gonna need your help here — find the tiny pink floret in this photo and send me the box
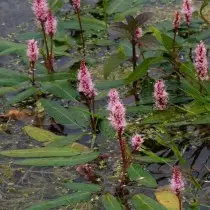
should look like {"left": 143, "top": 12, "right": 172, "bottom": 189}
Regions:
{"left": 173, "top": 11, "right": 181, "bottom": 31}
{"left": 108, "top": 89, "right": 120, "bottom": 111}
{"left": 109, "top": 101, "right": 126, "bottom": 133}
{"left": 170, "top": 166, "right": 185, "bottom": 195}
{"left": 153, "top": 80, "right": 168, "bottom": 110}
{"left": 27, "top": 39, "right": 39, "bottom": 63}
{"left": 72, "top": 0, "right": 80, "bottom": 12}
{"left": 194, "top": 41, "right": 209, "bottom": 81}
{"left": 131, "top": 134, "right": 144, "bottom": 151}
{"left": 32, "top": 0, "right": 49, "bottom": 22}
{"left": 182, "top": 0, "right": 193, "bottom": 26}
{"left": 135, "top": 27, "right": 143, "bottom": 39}
{"left": 45, "top": 10, "right": 57, "bottom": 37}
{"left": 78, "top": 59, "right": 97, "bottom": 98}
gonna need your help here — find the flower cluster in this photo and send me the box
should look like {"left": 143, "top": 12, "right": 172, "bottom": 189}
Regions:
{"left": 131, "top": 134, "right": 144, "bottom": 151}
{"left": 135, "top": 27, "right": 143, "bottom": 39}
{"left": 108, "top": 89, "right": 120, "bottom": 111}
{"left": 173, "top": 11, "right": 181, "bottom": 31}
{"left": 153, "top": 80, "right": 168, "bottom": 110}
{"left": 78, "top": 59, "right": 97, "bottom": 98}
{"left": 72, "top": 0, "right": 80, "bottom": 12}
{"left": 182, "top": 0, "right": 193, "bottom": 26}
{"left": 32, "top": 0, "right": 48, "bottom": 22}
{"left": 194, "top": 41, "right": 209, "bottom": 81}
{"left": 170, "top": 166, "right": 185, "bottom": 195}
{"left": 27, "top": 39, "right": 39, "bottom": 63}
{"left": 45, "top": 10, "right": 57, "bottom": 37}
{"left": 108, "top": 89, "right": 126, "bottom": 133}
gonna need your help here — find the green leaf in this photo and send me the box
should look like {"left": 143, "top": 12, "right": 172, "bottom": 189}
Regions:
{"left": 104, "top": 51, "right": 127, "bottom": 79}
{"left": 47, "top": 134, "right": 82, "bottom": 147}
{"left": 63, "top": 182, "right": 102, "bottom": 193}
{"left": 40, "top": 99, "right": 87, "bottom": 129}
{"left": 0, "top": 68, "right": 28, "bottom": 81}
{"left": 0, "top": 148, "right": 81, "bottom": 157}
{"left": 24, "top": 126, "right": 62, "bottom": 142}
{"left": 102, "top": 193, "right": 123, "bottom": 210}
{"left": 127, "top": 105, "right": 153, "bottom": 115}
{"left": 37, "top": 72, "right": 77, "bottom": 82}
{"left": 114, "top": 7, "right": 140, "bottom": 21}
{"left": 0, "top": 87, "right": 18, "bottom": 96}
{"left": 15, "top": 152, "right": 100, "bottom": 166}
{"left": 125, "top": 57, "right": 164, "bottom": 83}
{"left": 127, "top": 164, "right": 157, "bottom": 188}
{"left": 192, "top": 113, "right": 210, "bottom": 124}
{"left": 41, "top": 81, "right": 78, "bottom": 101}
{"left": 107, "top": 0, "right": 133, "bottom": 15}
{"left": 26, "top": 192, "right": 91, "bottom": 210}
{"left": 131, "top": 194, "right": 167, "bottom": 210}
{"left": 99, "top": 119, "right": 115, "bottom": 140}
{"left": 96, "top": 79, "right": 124, "bottom": 90}
{"left": 7, "top": 87, "right": 37, "bottom": 105}
{"left": 134, "top": 151, "right": 173, "bottom": 163}
{"left": 59, "top": 17, "right": 106, "bottom": 31}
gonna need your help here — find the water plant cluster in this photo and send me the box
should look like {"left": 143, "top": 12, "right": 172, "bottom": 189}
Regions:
{"left": 0, "top": 0, "right": 210, "bottom": 209}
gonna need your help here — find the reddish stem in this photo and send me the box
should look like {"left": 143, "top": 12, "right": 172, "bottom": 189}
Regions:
{"left": 86, "top": 97, "right": 96, "bottom": 134}
{"left": 118, "top": 129, "right": 127, "bottom": 187}
{"left": 77, "top": 11, "right": 86, "bottom": 57}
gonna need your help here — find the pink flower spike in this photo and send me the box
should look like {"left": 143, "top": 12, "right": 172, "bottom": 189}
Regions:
{"left": 182, "top": 0, "right": 193, "bottom": 26}
{"left": 108, "top": 89, "right": 120, "bottom": 111}
{"left": 194, "top": 41, "right": 209, "bottom": 81}
{"left": 131, "top": 134, "right": 144, "bottom": 151}
{"left": 135, "top": 27, "right": 143, "bottom": 39}
{"left": 153, "top": 80, "right": 168, "bottom": 110}
{"left": 32, "top": 0, "right": 49, "bottom": 22}
{"left": 27, "top": 39, "right": 39, "bottom": 63}
{"left": 72, "top": 0, "right": 80, "bottom": 12}
{"left": 109, "top": 101, "right": 126, "bottom": 133}
{"left": 173, "top": 11, "right": 181, "bottom": 31}
{"left": 45, "top": 10, "right": 57, "bottom": 37}
{"left": 77, "top": 59, "right": 97, "bottom": 98}
{"left": 170, "top": 166, "right": 185, "bottom": 195}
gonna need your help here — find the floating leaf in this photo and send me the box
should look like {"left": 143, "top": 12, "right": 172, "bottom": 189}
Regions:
{"left": 155, "top": 186, "right": 180, "bottom": 210}
{"left": 24, "top": 126, "right": 62, "bottom": 142}
{"left": 107, "top": 0, "right": 133, "bottom": 15}
{"left": 127, "top": 164, "right": 157, "bottom": 188}
{"left": 131, "top": 194, "right": 167, "bottom": 210}
{"left": 0, "top": 148, "right": 81, "bottom": 157}
{"left": 15, "top": 152, "right": 100, "bottom": 166}
{"left": 7, "top": 87, "right": 37, "bottom": 105}
{"left": 102, "top": 193, "right": 123, "bottom": 210}
{"left": 40, "top": 99, "right": 87, "bottom": 129}
{"left": 41, "top": 81, "right": 78, "bottom": 101}
{"left": 63, "top": 182, "right": 102, "bottom": 193}
{"left": 26, "top": 192, "right": 91, "bottom": 210}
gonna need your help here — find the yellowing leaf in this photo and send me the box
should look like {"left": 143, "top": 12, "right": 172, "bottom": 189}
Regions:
{"left": 155, "top": 186, "right": 180, "bottom": 210}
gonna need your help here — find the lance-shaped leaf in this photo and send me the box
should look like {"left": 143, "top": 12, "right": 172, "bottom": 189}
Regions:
{"left": 131, "top": 194, "right": 167, "bottom": 210}
{"left": 102, "top": 194, "right": 123, "bottom": 210}
{"left": 26, "top": 192, "right": 91, "bottom": 210}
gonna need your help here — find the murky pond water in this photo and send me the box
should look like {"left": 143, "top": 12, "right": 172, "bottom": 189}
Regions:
{"left": 0, "top": 0, "right": 210, "bottom": 209}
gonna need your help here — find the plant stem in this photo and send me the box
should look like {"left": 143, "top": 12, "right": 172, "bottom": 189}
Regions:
{"left": 118, "top": 129, "right": 127, "bottom": 187}
{"left": 177, "top": 193, "right": 182, "bottom": 210}
{"left": 30, "top": 62, "right": 35, "bottom": 86}
{"left": 87, "top": 97, "right": 96, "bottom": 134}
{"left": 50, "top": 36, "right": 55, "bottom": 72}
{"left": 132, "top": 39, "right": 140, "bottom": 104}
{"left": 77, "top": 11, "right": 86, "bottom": 57}
{"left": 41, "top": 22, "right": 53, "bottom": 73}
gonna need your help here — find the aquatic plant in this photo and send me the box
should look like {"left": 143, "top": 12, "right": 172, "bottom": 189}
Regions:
{"left": 0, "top": 0, "right": 210, "bottom": 209}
